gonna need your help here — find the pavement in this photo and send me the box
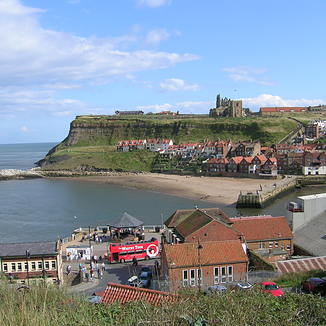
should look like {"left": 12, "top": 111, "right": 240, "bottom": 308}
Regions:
{"left": 63, "top": 230, "right": 161, "bottom": 296}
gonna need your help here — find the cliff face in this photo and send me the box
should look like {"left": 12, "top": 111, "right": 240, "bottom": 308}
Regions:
{"left": 61, "top": 116, "right": 286, "bottom": 147}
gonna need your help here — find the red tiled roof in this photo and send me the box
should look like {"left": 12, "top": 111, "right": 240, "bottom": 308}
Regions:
{"left": 242, "top": 157, "right": 254, "bottom": 164}
{"left": 163, "top": 240, "right": 248, "bottom": 268}
{"left": 268, "top": 157, "right": 277, "bottom": 163}
{"left": 230, "top": 156, "right": 244, "bottom": 164}
{"left": 260, "top": 107, "right": 307, "bottom": 113}
{"left": 101, "top": 283, "right": 176, "bottom": 305}
{"left": 231, "top": 216, "right": 293, "bottom": 242}
{"left": 254, "top": 155, "right": 267, "bottom": 163}
{"left": 273, "top": 256, "right": 326, "bottom": 273}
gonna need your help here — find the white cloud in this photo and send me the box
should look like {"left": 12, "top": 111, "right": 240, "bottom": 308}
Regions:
{"left": 137, "top": 0, "right": 171, "bottom": 8}
{"left": 20, "top": 125, "right": 28, "bottom": 132}
{"left": 241, "top": 94, "right": 325, "bottom": 109}
{"left": 145, "top": 28, "right": 170, "bottom": 45}
{"left": 223, "top": 66, "right": 274, "bottom": 86}
{"left": 0, "top": 87, "right": 106, "bottom": 117}
{"left": 0, "top": 0, "right": 198, "bottom": 89}
{"left": 159, "top": 78, "right": 200, "bottom": 91}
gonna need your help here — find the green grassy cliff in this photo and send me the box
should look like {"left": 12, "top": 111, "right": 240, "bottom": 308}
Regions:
{"left": 39, "top": 115, "right": 298, "bottom": 171}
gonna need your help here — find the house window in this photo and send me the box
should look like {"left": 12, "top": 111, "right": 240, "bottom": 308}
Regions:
{"left": 197, "top": 269, "right": 202, "bottom": 285}
{"left": 11, "top": 263, "right": 16, "bottom": 272}
{"left": 182, "top": 270, "right": 188, "bottom": 287}
{"left": 214, "top": 267, "right": 219, "bottom": 284}
{"left": 45, "top": 261, "right": 50, "bottom": 270}
{"left": 3, "top": 263, "right": 8, "bottom": 272}
{"left": 190, "top": 269, "right": 196, "bottom": 286}
{"left": 274, "top": 242, "right": 278, "bottom": 248}
{"left": 286, "top": 244, "right": 291, "bottom": 251}
{"left": 269, "top": 242, "right": 273, "bottom": 248}
{"left": 31, "top": 262, "right": 36, "bottom": 271}
{"left": 24, "top": 262, "right": 28, "bottom": 271}
{"left": 17, "top": 263, "right": 22, "bottom": 272}
{"left": 221, "top": 267, "right": 226, "bottom": 283}
{"left": 228, "top": 266, "right": 233, "bottom": 282}
{"left": 259, "top": 242, "right": 265, "bottom": 249}
{"left": 51, "top": 261, "right": 56, "bottom": 269}
{"left": 38, "top": 262, "right": 43, "bottom": 270}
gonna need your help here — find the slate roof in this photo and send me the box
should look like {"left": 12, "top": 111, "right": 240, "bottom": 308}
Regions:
{"left": 0, "top": 241, "right": 58, "bottom": 257}
{"left": 273, "top": 256, "right": 326, "bottom": 273}
{"left": 101, "top": 282, "right": 176, "bottom": 305}
{"left": 231, "top": 216, "right": 293, "bottom": 242}
{"left": 165, "top": 208, "right": 231, "bottom": 228}
{"left": 108, "top": 212, "right": 144, "bottom": 228}
{"left": 175, "top": 210, "right": 213, "bottom": 238}
{"left": 163, "top": 240, "right": 248, "bottom": 268}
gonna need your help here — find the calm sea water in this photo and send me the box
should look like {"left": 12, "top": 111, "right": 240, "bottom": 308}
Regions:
{"left": 0, "top": 143, "right": 325, "bottom": 242}
{"left": 0, "top": 142, "right": 55, "bottom": 170}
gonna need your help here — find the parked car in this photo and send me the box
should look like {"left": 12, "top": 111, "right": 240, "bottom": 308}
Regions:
{"left": 127, "top": 275, "right": 140, "bottom": 287}
{"left": 232, "top": 281, "right": 253, "bottom": 290}
{"left": 301, "top": 278, "right": 326, "bottom": 295}
{"left": 259, "top": 282, "right": 284, "bottom": 297}
{"left": 138, "top": 271, "right": 152, "bottom": 288}
{"left": 205, "top": 285, "right": 228, "bottom": 295}
{"left": 140, "top": 266, "right": 152, "bottom": 278}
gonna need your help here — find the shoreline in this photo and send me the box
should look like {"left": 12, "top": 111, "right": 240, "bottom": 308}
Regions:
{"left": 45, "top": 173, "right": 281, "bottom": 206}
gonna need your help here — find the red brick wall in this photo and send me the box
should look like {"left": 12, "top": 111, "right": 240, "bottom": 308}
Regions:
{"left": 167, "top": 261, "right": 248, "bottom": 291}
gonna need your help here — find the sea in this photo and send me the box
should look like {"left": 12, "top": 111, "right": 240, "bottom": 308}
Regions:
{"left": 0, "top": 143, "right": 326, "bottom": 243}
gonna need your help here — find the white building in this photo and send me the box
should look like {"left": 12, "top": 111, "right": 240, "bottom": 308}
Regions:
{"left": 287, "top": 193, "right": 326, "bottom": 231}
{"left": 302, "top": 165, "right": 326, "bottom": 175}
{"left": 66, "top": 245, "right": 93, "bottom": 261}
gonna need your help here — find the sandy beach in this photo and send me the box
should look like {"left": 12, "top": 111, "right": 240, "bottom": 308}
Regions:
{"left": 49, "top": 173, "right": 280, "bottom": 205}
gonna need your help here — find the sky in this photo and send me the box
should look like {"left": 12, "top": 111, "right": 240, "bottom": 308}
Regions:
{"left": 1, "top": 0, "right": 326, "bottom": 143}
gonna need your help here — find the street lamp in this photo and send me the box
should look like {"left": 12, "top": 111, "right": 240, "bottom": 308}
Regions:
{"left": 25, "top": 250, "right": 30, "bottom": 286}
{"left": 197, "top": 240, "right": 203, "bottom": 292}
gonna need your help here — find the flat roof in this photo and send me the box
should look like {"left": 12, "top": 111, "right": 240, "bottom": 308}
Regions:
{"left": 298, "top": 193, "right": 326, "bottom": 200}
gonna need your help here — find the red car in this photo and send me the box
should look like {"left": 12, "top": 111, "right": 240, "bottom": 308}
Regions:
{"left": 259, "top": 282, "right": 284, "bottom": 297}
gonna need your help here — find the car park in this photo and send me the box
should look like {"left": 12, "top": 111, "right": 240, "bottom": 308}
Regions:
{"left": 259, "top": 282, "right": 284, "bottom": 297}
{"left": 301, "top": 277, "right": 326, "bottom": 295}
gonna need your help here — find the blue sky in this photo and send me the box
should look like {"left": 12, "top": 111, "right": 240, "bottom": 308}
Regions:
{"left": 1, "top": 0, "right": 326, "bottom": 143}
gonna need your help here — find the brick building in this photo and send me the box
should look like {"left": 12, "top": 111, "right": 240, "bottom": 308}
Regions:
{"left": 0, "top": 241, "right": 63, "bottom": 285}
{"left": 260, "top": 107, "right": 307, "bottom": 116}
{"left": 161, "top": 240, "right": 248, "bottom": 291}
{"left": 231, "top": 215, "right": 293, "bottom": 262}
{"left": 163, "top": 208, "right": 241, "bottom": 244}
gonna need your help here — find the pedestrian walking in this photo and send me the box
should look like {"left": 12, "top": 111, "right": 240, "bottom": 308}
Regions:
{"left": 97, "top": 268, "right": 102, "bottom": 280}
{"left": 101, "top": 262, "right": 105, "bottom": 272}
{"left": 66, "top": 265, "right": 72, "bottom": 275}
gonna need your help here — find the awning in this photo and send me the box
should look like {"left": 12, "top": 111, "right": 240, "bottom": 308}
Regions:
{"left": 108, "top": 212, "right": 144, "bottom": 228}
